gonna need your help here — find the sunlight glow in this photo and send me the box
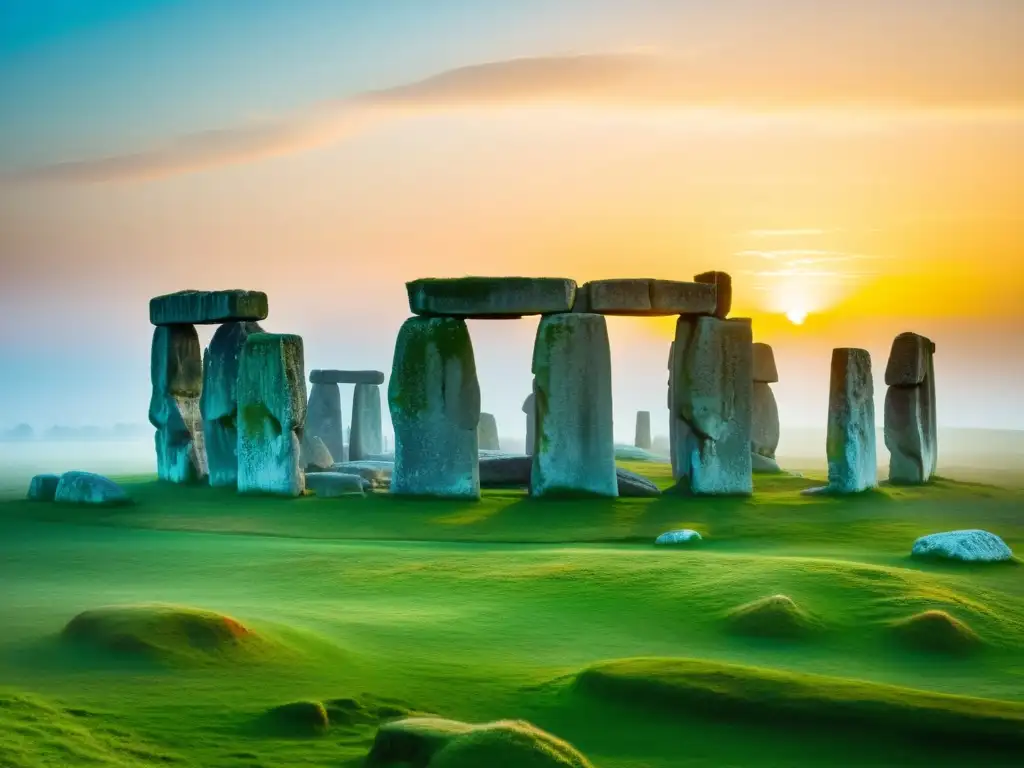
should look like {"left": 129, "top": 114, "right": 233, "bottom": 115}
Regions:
{"left": 786, "top": 308, "right": 808, "bottom": 325}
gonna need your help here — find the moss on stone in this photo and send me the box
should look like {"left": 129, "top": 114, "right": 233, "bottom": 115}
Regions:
{"left": 389, "top": 318, "right": 473, "bottom": 419}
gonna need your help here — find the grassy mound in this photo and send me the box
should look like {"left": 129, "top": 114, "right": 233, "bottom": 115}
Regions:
{"left": 365, "top": 717, "right": 592, "bottom": 768}
{"left": 259, "top": 700, "right": 330, "bottom": 737}
{"left": 889, "top": 610, "right": 983, "bottom": 655}
{"left": 61, "top": 604, "right": 276, "bottom": 665}
{"left": 575, "top": 658, "right": 1024, "bottom": 747}
{"left": 724, "top": 594, "right": 820, "bottom": 639}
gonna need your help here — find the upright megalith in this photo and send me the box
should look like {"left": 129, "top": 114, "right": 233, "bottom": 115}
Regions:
{"left": 201, "top": 321, "right": 263, "bottom": 487}
{"left": 306, "top": 380, "right": 345, "bottom": 462}
{"left": 522, "top": 389, "right": 536, "bottom": 456}
{"left": 531, "top": 313, "right": 617, "bottom": 497}
{"left": 751, "top": 342, "right": 782, "bottom": 473}
{"left": 149, "top": 325, "right": 207, "bottom": 483}
{"left": 807, "top": 348, "right": 877, "bottom": 494}
{"left": 635, "top": 411, "right": 652, "bottom": 450}
{"left": 478, "top": 412, "right": 500, "bottom": 451}
{"left": 388, "top": 317, "right": 481, "bottom": 498}
{"left": 349, "top": 383, "right": 384, "bottom": 461}
{"left": 236, "top": 333, "right": 307, "bottom": 497}
{"left": 670, "top": 316, "right": 753, "bottom": 495}
{"left": 885, "top": 332, "right": 937, "bottom": 485}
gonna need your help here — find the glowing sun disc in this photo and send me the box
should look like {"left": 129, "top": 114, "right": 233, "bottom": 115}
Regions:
{"left": 786, "top": 309, "right": 808, "bottom": 325}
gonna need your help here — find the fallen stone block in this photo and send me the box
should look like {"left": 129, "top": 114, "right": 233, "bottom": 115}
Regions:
{"left": 54, "top": 471, "right": 129, "bottom": 505}
{"left": 332, "top": 460, "right": 394, "bottom": 489}
{"left": 479, "top": 455, "right": 531, "bottom": 487}
{"left": 150, "top": 290, "right": 268, "bottom": 326}
{"left": 406, "top": 277, "right": 576, "bottom": 318}
{"left": 305, "top": 471, "right": 366, "bottom": 497}
{"left": 617, "top": 467, "right": 661, "bottom": 497}
{"left": 911, "top": 530, "right": 1013, "bottom": 563}
{"left": 655, "top": 529, "right": 702, "bottom": 546}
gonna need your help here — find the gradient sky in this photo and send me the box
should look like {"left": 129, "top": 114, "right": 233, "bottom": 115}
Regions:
{"left": 1, "top": 0, "right": 1022, "bottom": 443}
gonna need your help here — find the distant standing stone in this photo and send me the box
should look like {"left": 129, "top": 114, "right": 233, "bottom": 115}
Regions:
{"left": 884, "top": 332, "right": 937, "bottom": 485}
{"left": 349, "top": 383, "right": 384, "bottom": 461}
{"left": 634, "top": 410, "right": 652, "bottom": 450}
{"left": 149, "top": 290, "right": 268, "bottom": 326}
{"left": 751, "top": 382, "right": 781, "bottom": 459}
{"left": 388, "top": 316, "right": 481, "bottom": 498}
{"left": 694, "top": 271, "right": 732, "bottom": 319}
{"left": 478, "top": 412, "right": 500, "bottom": 451}
{"left": 306, "top": 381, "right": 345, "bottom": 461}
{"left": 911, "top": 530, "right": 1013, "bottom": 563}
{"left": 54, "top": 471, "right": 129, "bottom": 505}
{"left": 149, "top": 324, "right": 207, "bottom": 484}
{"left": 406, "top": 277, "right": 576, "bottom": 318}
{"left": 655, "top": 529, "right": 703, "bottom": 546}
{"left": 522, "top": 389, "right": 536, "bottom": 456}
{"left": 305, "top": 471, "right": 366, "bottom": 497}
{"left": 531, "top": 313, "right": 617, "bottom": 498}
{"left": 27, "top": 474, "right": 60, "bottom": 501}
{"left": 236, "top": 333, "right": 307, "bottom": 497}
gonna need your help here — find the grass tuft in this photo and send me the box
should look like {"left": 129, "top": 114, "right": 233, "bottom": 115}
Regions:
{"left": 889, "top": 610, "right": 983, "bottom": 655}
{"left": 258, "top": 700, "right": 330, "bottom": 737}
{"left": 724, "top": 594, "right": 820, "bottom": 639}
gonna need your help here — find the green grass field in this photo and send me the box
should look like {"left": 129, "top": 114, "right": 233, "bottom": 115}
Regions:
{"left": 1, "top": 459, "right": 1022, "bottom": 766}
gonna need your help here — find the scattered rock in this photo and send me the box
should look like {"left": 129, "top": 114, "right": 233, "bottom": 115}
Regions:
{"left": 406, "top": 277, "right": 577, "bottom": 318}
{"left": 634, "top": 410, "right": 652, "bottom": 450}
{"left": 306, "top": 381, "right": 345, "bottom": 463}
{"left": 300, "top": 435, "right": 335, "bottom": 472}
{"left": 654, "top": 529, "right": 702, "bottom": 546}
{"left": 694, "top": 271, "right": 732, "bottom": 319}
{"left": 305, "top": 472, "right": 366, "bottom": 497}
{"left": 149, "top": 324, "right": 207, "bottom": 484}
{"left": 149, "top": 290, "right": 268, "bottom": 326}
{"left": 531, "top": 313, "right": 617, "bottom": 498}
{"left": 350, "top": 383, "right": 384, "bottom": 461}
{"left": 54, "top": 472, "right": 129, "bottom": 505}
{"left": 616, "top": 468, "right": 661, "bottom": 497}
{"left": 911, "top": 530, "right": 1013, "bottom": 563}
{"left": 477, "top": 412, "right": 500, "bottom": 451}
{"left": 27, "top": 473, "right": 60, "bottom": 501}
{"left": 309, "top": 369, "right": 385, "bottom": 386}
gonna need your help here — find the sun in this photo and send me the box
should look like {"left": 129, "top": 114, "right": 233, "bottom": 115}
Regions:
{"left": 786, "top": 308, "right": 808, "bottom": 325}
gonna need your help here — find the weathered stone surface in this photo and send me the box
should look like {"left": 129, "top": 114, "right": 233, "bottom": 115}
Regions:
{"left": 751, "top": 452, "right": 783, "bottom": 474}
{"left": 523, "top": 389, "right": 536, "bottom": 456}
{"left": 332, "top": 460, "right": 393, "bottom": 489}
{"left": 925, "top": 351, "right": 938, "bottom": 474}
{"left": 617, "top": 467, "right": 661, "bottom": 497}
{"left": 305, "top": 471, "right": 366, "bottom": 497}
{"left": 634, "top": 411, "right": 652, "bottom": 450}
{"left": 349, "top": 383, "right": 384, "bottom": 461}
{"left": 670, "top": 316, "right": 753, "bottom": 495}
{"left": 305, "top": 382, "right": 345, "bottom": 463}
{"left": 476, "top": 412, "right": 500, "bottom": 451}
{"left": 694, "top": 271, "right": 732, "bottom": 319}
{"left": 655, "top": 529, "right": 702, "bottom": 546}
{"left": 149, "top": 324, "right": 207, "bottom": 484}
{"left": 751, "top": 382, "right": 781, "bottom": 459}
{"left": 389, "top": 317, "right": 480, "bottom": 498}
{"left": 752, "top": 342, "right": 779, "bottom": 383}
{"left": 406, "top": 277, "right": 576, "bottom": 318}
{"left": 885, "top": 385, "right": 930, "bottom": 485}
{"left": 309, "top": 369, "right": 385, "bottom": 386}
{"left": 480, "top": 454, "right": 531, "bottom": 487}
{"left": 236, "top": 333, "right": 307, "bottom": 497}
{"left": 614, "top": 444, "right": 668, "bottom": 463}
{"left": 27, "top": 474, "right": 60, "bottom": 501}
{"left": 575, "top": 279, "right": 716, "bottom": 316}
{"left": 911, "top": 530, "right": 1013, "bottom": 563}
{"left": 668, "top": 341, "right": 681, "bottom": 478}
{"left": 300, "top": 434, "right": 334, "bottom": 471}
{"left": 531, "top": 313, "right": 617, "bottom": 498}
{"left": 885, "top": 332, "right": 933, "bottom": 387}
{"left": 201, "top": 321, "right": 263, "bottom": 488}
{"left": 149, "top": 290, "right": 268, "bottom": 326}
{"left": 821, "top": 348, "right": 877, "bottom": 494}
{"left": 54, "top": 471, "right": 129, "bottom": 505}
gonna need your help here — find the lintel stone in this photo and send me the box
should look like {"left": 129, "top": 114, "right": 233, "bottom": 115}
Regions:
{"left": 575, "top": 279, "right": 716, "bottom": 316}
{"left": 150, "top": 290, "right": 268, "bottom": 326}
{"left": 310, "top": 369, "right": 385, "bottom": 385}
{"left": 406, "top": 277, "right": 576, "bottom": 318}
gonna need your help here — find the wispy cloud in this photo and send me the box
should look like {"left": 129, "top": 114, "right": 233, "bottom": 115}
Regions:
{"left": 4, "top": 50, "right": 1022, "bottom": 185}
{"left": 747, "top": 228, "right": 831, "bottom": 238}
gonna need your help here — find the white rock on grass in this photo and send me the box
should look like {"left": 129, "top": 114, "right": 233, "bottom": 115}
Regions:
{"left": 54, "top": 472, "right": 129, "bottom": 505}
{"left": 655, "top": 529, "right": 703, "bottom": 546}
{"left": 911, "top": 530, "right": 1013, "bottom": 563}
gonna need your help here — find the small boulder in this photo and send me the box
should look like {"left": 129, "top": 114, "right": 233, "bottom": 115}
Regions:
{"left": 27, "top": 473, "right": 60, "bottom": 501}
{"left": 616, "top": 468, "right": 661, "bottom": 497}
{"left": 305, "top": 472, "right": 367, "bottom": 497}
{"left": 655, "top": 529, "right": 702, "bottom": 546}
{"left": 332, "top": 460, "right": 394, "bottom": 489}
{"left": 54, "top": 472, "right": 129, "bottom": 505}
{"left": 301, "top": 435, "right": 335, "bottom": 472}
{"left": 911, "top": 530, "right": 1013, "bottom": 563}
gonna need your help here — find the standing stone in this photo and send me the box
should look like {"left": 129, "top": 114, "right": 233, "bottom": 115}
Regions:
{"left": 523, "top": 389, "right": 536, "bottom": 456}
{"left": 201, "top": 321, "right": 263, "bottom": 487}
{"left": 349, "top": 383, "right": 384, "bottom": 461}
{"left": 236, "top": 333, "right": 307, "bottom": 497}
{"left": 668, "top": 342, "right": 681, "bottom": 478}
{"left": 478, "top": 412, "right": 500, "bottom": 451}
{"left": 670, "top": 316, "right": 753, "bottom": 495}
{"left": 635, "top": 411, "right": 652, "bottom": 450}
{"left": 149, "top": 324, "right": 207, "bottom": 483}
{"left": 884, "top": 332, "right": 937, "bottom": 484}
{"left": 750, "top": 342, "right": 781, "bottom": 472}
{"left": 808, "top": 348, "right": 876, "bottom": 494}
{"left": 306, "top": 381, "right": 345, "bottom": 462}
{"left": 531, "top": 313, "right": 617, "bottom": 498}
{"left": 388, "top": 317, "right": 480, "bottom": 498}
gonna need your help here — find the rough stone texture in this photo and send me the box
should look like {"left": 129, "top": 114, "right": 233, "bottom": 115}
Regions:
{"left": 305, "top": 382, "right": 345, "bottom": 463}
{"left": 27, "top": 474, "right": 60, "bottom": 501}
{"left": 694, "top": 271, "right": 732, "bottom": 319}
{"left": 305, "top": 471, "right": 366, "bottom": 497}
{"left": 655, "top": 529, "right": 703, "bottom": 546}
{"left": 236, "top": 333, "right": 307, "bottom": 497}
{"left": 309, "top": 369, "right": 385, "bottom": 386}
{"left": 332, "top": 460, "right": 393, "bottom": 489}
{"left": 885, "top": 332, "right": 933, "bottom": 387}
{"left": 885, "top": 385, "right": 930, "bottom": 485}
{"left": 149, "top": 290, "right": 268, "bottom": 326}
{"left": 911, "top": 530, "right": 1013, "bottom": 563}
{"left": 670, "top": 316, "right": 753, "bottom": 496}
{"left": 925, "top": 351, "right": 938, "bottom": 475}
{"left": 477, "top": 412, "right": 500, "bottom": 451}
{"left": 823, "top": 348, "right": 877, "bottom": 494}
{"left": 149, "top": 324, "right": 207, "bottom": 484}
{"left": 300, "top": 434, "right": 334, "bottom": 471}
{"left": 575, "top": 279, "right": 716, "bottom": 316}
{"left": 54, "top": 471, "right": 129, "bottom": 505}
{"left": 617, "top": 468, "right": 661, "bottom": 497}
{"left": 634, "top": 410, "right": 652, "bottom": 450}
{"left": 523, "top": 389, "right": 536, "bottom": 456}
{"left": 407, "top": 277, "right": 576, "bottom": 318}
{"left": 752, "top": 343, "right": 779, "bottom": 384}
{"left": 388, "top": 317, "right": 481, "bottom": 498}
{"left": 480, "top": 455, "right": 532, "bottom": 487}
{"left": 349, "top": 383, "right": 384, "bottom": 462}
{"left": 201, "top": 321, "right": 263, "bottom": 488}
{"left": 751, "top": 382, "right": 781, "bottom": 459}
{"left": 531, "top": 313, "right": 617, "bottom": 498}
{"left": 614, "top": 445, "right": 668, "bottom": 463}
{"left": 751, "top": 452, "right": 783, "bottom": 474}
{"left": 668, "top": 341, "right": 681, "bottom": 478}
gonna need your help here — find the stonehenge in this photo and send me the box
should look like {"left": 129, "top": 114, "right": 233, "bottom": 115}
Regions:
{"left": 634, "top": 410, "right": 652, "bottom": 450}
{"left": 305, "top": 378, "right": 345, "bottom": 462}
{"left": 306, "top": 369, "right": 386, "bottom": 463}
{"left": 478, "top": 412, "right": 500, "bottom": 451}
{"left": 751, "top": 343, "right": 782, "bottom": 474}
{"left": 884, "top": 333, "right": 937, "bottom": 485}
{"left": 350, "top": 381, "right": 385, "bottom": 461}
